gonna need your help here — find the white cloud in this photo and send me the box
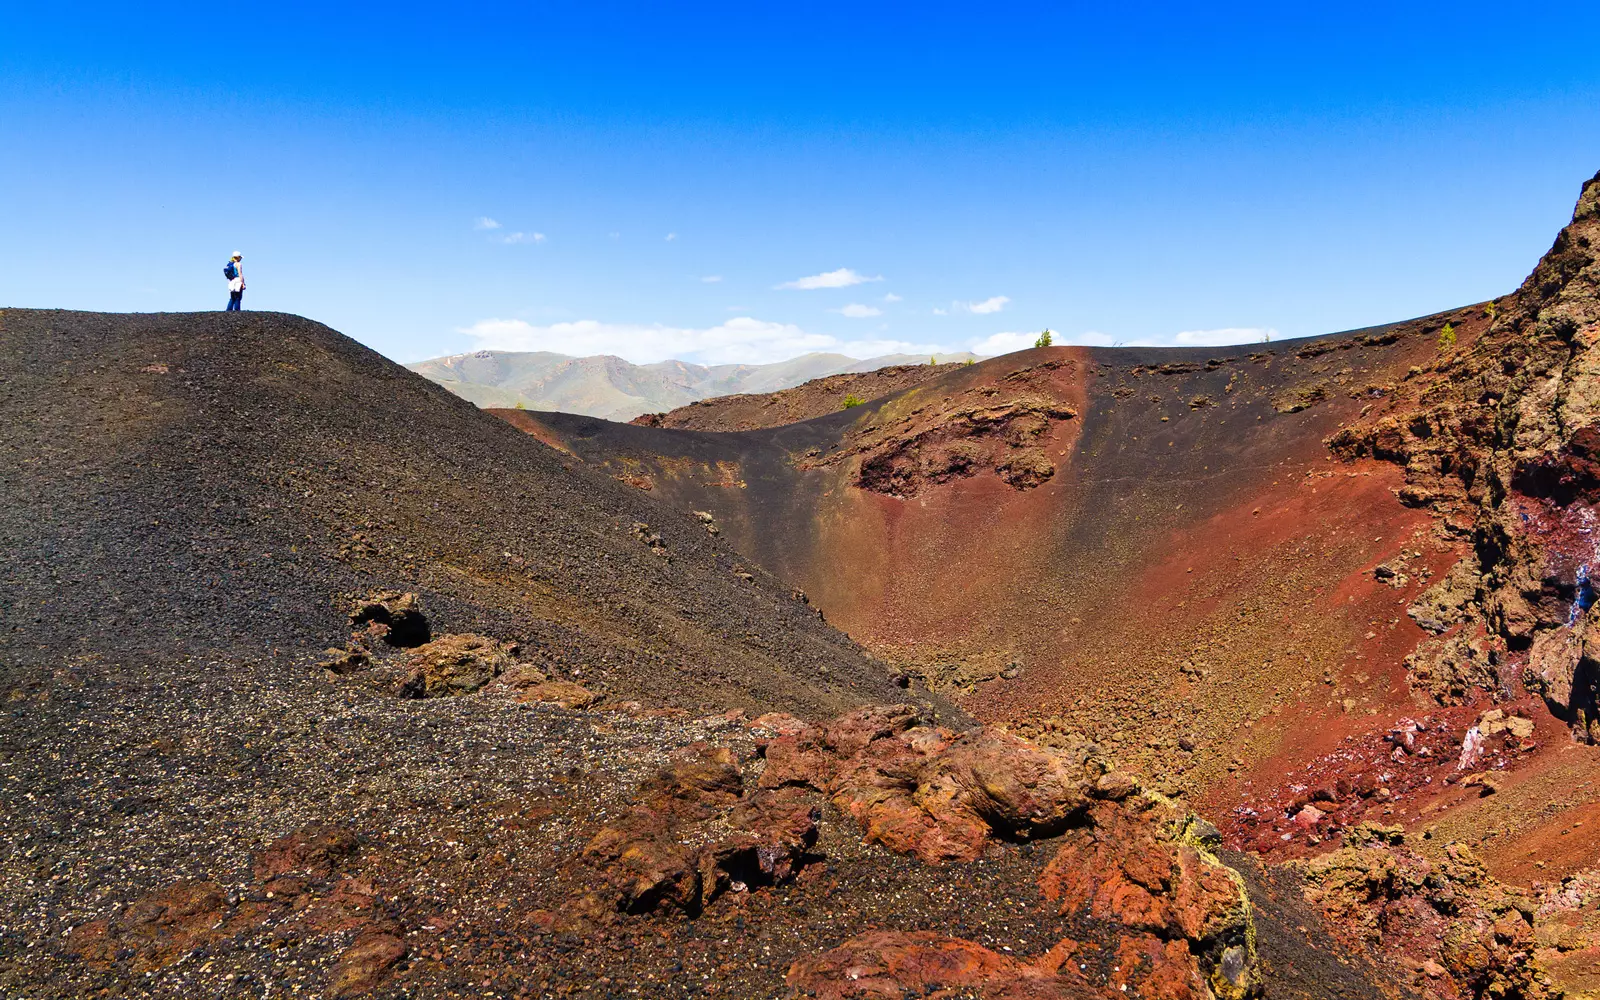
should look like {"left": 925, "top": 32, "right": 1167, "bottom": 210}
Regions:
{"left": 957, "top": 295, "right": 1010, "bottom": 315}
{"left": 883, "top": 293, "right": 903, "bottom": 303}
{"left": 776, "top": 268, "right": 884, "bottom": 290}
{"left": 665, "top": 232, "right": 678, "bottom": 242}
{"left": 700, "top": 275, "right": 723, "bottom": 283}
{"left": 970, "top": 330, "right": 1122, "bottom": 355}
{"left": 835, "top": 303, "right": 883, "bottom": 318}
{"left": 474, "top": 217, "right": 502, "bottom": 230}
{"left": 970, "top": 331, "right": 1039, "bottom": 355}
{"left": 502, "top": 232, "right": 546, "bottom": 244}
{"left": 1170, "top": 327, "right": 1278, "bottom": 346}
{"left": 932, "top": 307, "right": 948, "bottom": 316}
{"left": 460, "top": 316, "right": 952, "bottom": 366}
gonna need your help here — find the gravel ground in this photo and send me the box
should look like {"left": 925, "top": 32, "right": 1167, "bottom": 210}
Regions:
{"left": 0, "top": 654, "right": 1073, "bottom": 999}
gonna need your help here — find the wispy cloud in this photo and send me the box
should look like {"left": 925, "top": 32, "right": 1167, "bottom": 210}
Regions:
{"left": 957, "top": 295, "right": 1010, "bottom": 315}
{"left": 665, "top": 232, "right": 678, "bottom": 242}
{"left": 932, "top": 307, "right": 948, "bottom": 316}
{"left": 883, "top": 293, "right": 903, "bottom": 303}
{"left": 1170, "top": 327, "right": 1277, "bottom": 346}
{"left": 967, "top": 326, "right": 1277, "bottom": 355}
{"left": 474, "top": 217, "right": 502, "bottom": 230}
{"left": 776, "top": 268, "right": 883, "bottom": 290}
{"left": 460, "top": 316, "right": 950, "bottom": 366}
{"left": 502, "top": 232, "right": 546, "bottom": 245}
{"left": 700, "top": 275, "right": 723, "bottom": 283}
{"left": 834, "top": 303, "right": 883, "bottom": 318}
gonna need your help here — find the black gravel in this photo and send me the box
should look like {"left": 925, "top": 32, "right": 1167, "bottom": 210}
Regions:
{"left": 0, "top": 308, "right": 952, "bottom": 720}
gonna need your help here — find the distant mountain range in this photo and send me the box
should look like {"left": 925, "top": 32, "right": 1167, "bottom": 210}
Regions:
{"left": 405, "top": 349, "right": 981, "bottom": 421}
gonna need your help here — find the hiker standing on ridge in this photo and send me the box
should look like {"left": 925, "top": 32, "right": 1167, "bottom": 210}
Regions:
{"left": 223, "top": 252, "right": 245, "bottom": 311}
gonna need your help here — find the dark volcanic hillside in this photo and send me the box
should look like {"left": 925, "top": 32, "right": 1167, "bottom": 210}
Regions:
{"left": 0, "top": 308, "right": 922, "bottom": 718}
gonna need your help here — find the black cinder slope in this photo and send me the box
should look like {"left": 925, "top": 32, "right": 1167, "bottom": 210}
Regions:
{"left": 0, "top": 309, "right": 924, "bottom": 717}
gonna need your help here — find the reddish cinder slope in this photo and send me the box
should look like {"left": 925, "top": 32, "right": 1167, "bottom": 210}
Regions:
{"left": 497, "top": 176, "right": 1600, "bottom": 973}
{"left": 498, "top": 309, "right": 1487, "bottom": 794}
{"left": 629, "top": 361, "right": 958, "bottom": 431}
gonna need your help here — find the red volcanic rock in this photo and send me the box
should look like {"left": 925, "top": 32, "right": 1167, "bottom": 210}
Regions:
{"left": 254, "top": 822, "right": 361, "bottom": 881}
{"left": 584, "top": 743, "right": 819, "bottom": 915}
{"left": 329, "top": 927, "right": 407, "bottom": 997}
{"left": 786, "top": 930, "right": 1109, "bottom": 1000}
{"left": 1040, "top": 797, "right": 1253, "bottom": 1000}
{"left": 759, "top": 707, "right": 1096, "bottom": 864}
{"left": 66, "top": 880, "right": 231, "bottom": 973}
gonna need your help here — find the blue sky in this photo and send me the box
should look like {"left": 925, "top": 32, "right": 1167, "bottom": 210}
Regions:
{"left": 2, "top": 3, "right": 1598, "bottom": 365}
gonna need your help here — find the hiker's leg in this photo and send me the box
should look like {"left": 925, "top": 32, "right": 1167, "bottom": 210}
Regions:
{"left": 227, "top": 291, "right": 241, "bottom": 311}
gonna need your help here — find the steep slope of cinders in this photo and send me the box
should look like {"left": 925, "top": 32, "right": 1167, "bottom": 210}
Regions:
{"left": 628, "top": 361, "right": 959, "bottom": 431}
{"left": 0, "top": 308, "right": 932, "bottom": 719}
{"left": 510, "top": 308, "right": 1484, "bottom": 791}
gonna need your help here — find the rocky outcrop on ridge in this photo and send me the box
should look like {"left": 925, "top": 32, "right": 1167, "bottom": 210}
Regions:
{"left": 1328, "top": 170, "right": 1600, "bottom": 736}
{"left": 631, "top": 362, "right": 959, "bottom": 432}
{"left": 801, "top": 361, "right": 1081, "bottom": 497}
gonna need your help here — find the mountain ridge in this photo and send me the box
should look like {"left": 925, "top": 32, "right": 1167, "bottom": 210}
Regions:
{"left": 407, "top": 348, "right": 980, "bottom": 420}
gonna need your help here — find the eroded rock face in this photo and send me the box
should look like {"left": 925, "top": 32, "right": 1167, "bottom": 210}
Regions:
{"left": 792, "top": 360, "right": 1081, "bottom": 497}
{"left": 1040, "top": 797, "right": 1252, "bottom": 1000}
{"left": 396, "top": 633, "right": 513, "bottom": 698}
{"left": 583, "top": 743, "right": 819, "bottom": 915}
{"left": 852, "top": 396, "right": 1077, "bottom": 496}
{"left": 1298, "top": 835, "right": 1553, "bottom": 1000}
{"left": 1326, "top": 170, "right": 1600, "bottom": 733}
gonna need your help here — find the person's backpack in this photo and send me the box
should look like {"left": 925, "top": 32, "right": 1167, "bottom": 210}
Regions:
{"left": 223, "top": 261, "right": 238, "bottom": 280}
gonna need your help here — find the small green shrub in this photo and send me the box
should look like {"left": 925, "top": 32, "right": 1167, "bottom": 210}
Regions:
{"left": 1437, "top": 322, "right": 1457, "bottom": 351}
{"left": 514, "top": 400, "right": 527, "bottom": 409}
{"left": 1484, "top": 301, "right": 1498, "bottom": 320}
{"left": 963, "top": 358, "right": 975, "bottom": 366}
{"left": 930, "top": 355, "right": 938, "bottom": 365}
{"left": 1034, "top": 329, "right": 1054, "bottom": 349}
{"left": 841, "top": 394, "right": 865, "bottom": 409}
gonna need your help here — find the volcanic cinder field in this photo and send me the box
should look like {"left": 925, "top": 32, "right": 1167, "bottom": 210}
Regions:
{"left": 4, "top": 169, "right": 1600, "bottom": 1000}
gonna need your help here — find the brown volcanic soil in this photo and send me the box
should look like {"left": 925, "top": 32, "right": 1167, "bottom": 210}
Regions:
{"left": 628, "top": 362, "right": 958, "bottom": 432}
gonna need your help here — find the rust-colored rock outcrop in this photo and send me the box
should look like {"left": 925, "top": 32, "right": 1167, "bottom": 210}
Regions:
{"left": 1327, "top": 170, "right": 1600, "bottom": 734}
{"left": 1041, "top": 797, "right": 1253, "bottom": 1000}
{"left": 786, "top": 930, "right": 1111, "bottom": 999}
{"left": 759, "top": 705, "right": 1097, "bottom": 863}
{"left": 396, "top": 633, "right": 513, "bottom": 697}
{"left": 1298, "top": 835, "right": 1554, "bottom": 999}
{"left": 584, "top": 743, "right": 820, "bottom": 915}
{"left": 761, "top": 707, "right": 1258, "bottom": 998}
